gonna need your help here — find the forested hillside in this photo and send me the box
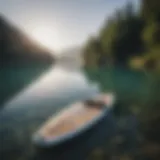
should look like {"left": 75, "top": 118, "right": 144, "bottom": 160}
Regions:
{"left": 83, "top": 0, "right": 160, "bottom": 72}
{"left": 0, "top": 15, "right": 54, "bottom": 106}
{"left": 0, "top": 15, "right": 54, "bottom": 67}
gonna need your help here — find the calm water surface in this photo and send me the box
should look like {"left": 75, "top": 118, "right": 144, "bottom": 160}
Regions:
{"left": 0, "top": 62, "right": 102, "bottom": 160}
{"left": 0, "top": 61, "right": 146, "bottom": 160}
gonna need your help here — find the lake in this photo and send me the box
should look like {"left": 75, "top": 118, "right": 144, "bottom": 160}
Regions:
{"left": 0, "top": 61, "right": 103, "bottom": 160}
{"left": 0, "top": 62, "right": 147, "bottom": 160}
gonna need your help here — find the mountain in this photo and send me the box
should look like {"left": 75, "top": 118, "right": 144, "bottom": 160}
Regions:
{"left": 0, "top": 15, "right": 54, "bottom": 67}
{"left": 0, "top": 15, "right": 54, "bottom": 107}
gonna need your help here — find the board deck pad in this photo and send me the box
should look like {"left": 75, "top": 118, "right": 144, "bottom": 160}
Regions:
{"left": 38, "top": 103, "right": 103, "bottom": 140}
{"left": 35, "top": 93, "right": 115, "bottom": 142}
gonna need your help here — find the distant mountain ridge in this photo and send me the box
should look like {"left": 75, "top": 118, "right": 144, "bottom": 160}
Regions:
{"left": 0, "top": 15, "right": 54, "bottom": 67}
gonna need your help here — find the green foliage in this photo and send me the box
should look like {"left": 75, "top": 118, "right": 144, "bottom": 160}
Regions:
{"left": 84, "top": 2, "right": 145, "bottom": 67}
{"left": 112, "top": 16, "right": 143, "bottom": 65}
{"left": 83, "top": 37, "right": 102, "bottom": 67}
{"left": 142, "top": 21, "right": 160, "bottom": 47}
{"left": 100, "top": 21, "right": 118, "bottom": 55}
{"left": 141, "top": 0, "right": 160, "bottom": 22}
{"left": 83, "top": 0, "right": 160, "bottom": 69}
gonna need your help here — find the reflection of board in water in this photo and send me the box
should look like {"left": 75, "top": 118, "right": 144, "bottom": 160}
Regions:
{"left": 33, "top": 93, "right": 115, "bottom": 148}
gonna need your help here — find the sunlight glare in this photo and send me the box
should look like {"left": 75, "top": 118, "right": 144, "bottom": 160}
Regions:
{"left": 30, "top": 26, "right": 61, "bottom": 51}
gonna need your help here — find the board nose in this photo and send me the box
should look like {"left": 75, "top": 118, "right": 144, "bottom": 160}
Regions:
{"left": 33, "top": 133, "right": 46, "bottom": 146}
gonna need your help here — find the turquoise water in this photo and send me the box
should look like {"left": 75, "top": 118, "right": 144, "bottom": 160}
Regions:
{"left": 0, "top": 63, "right": 148, "bottom": 160}
{"left": 0, "top": 66, "right": 49, "bottom": 107}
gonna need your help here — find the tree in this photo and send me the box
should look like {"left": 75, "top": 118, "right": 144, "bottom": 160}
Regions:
{"left": 141, "top": 0, "right": 160, "bottom": 22}
{"left": 100, "top": 3, "right": 143, "bottom": 66}
{"left": 83, "top": 37, "right": 102, "bottom": 67}
{"left": 142, "top": 21, "right": 160, "bottom": 47}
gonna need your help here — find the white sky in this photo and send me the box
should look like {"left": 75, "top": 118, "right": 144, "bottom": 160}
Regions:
{"left": 0, "top": 0, "right": 139, "bottom": 52}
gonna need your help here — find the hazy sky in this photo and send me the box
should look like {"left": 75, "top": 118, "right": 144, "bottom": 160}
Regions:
{"left": 1, "top": 0, "right": 139, "bottom": 52}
